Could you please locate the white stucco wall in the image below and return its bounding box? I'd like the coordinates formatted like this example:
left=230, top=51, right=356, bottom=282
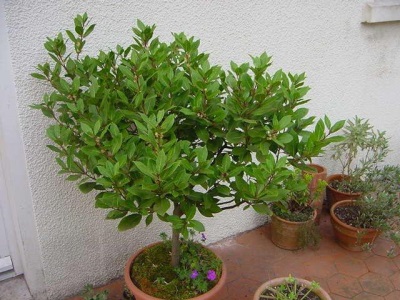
left=2, top=1, right=400, bottom=299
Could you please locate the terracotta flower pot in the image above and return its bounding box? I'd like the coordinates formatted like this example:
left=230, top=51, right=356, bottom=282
left=124, top=242, right=227, bottom=300
left=253, top=277, right=332, bottom=300
left=303, top=163, right=327, bottom=223
left=330, top=200, right=380, bottom=251
left=326, top=174, right=361, bottom=209
left=270, top=209, right=317, bottom=250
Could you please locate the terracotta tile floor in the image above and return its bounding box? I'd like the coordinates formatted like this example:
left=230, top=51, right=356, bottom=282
left=67, top=211, right=400, bottom=300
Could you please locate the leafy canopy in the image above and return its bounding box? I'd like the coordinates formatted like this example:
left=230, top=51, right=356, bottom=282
left=31, top=14, right=343, bottom=238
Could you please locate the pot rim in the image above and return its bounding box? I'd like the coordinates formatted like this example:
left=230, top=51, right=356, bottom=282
left=253, top=277, right=332, bottom=300
left=124, top=242, right=227, bottom=300
left=304, top=163, right=327, bottom=174
left=330, top=200, right=379, bottom=233
left=326, top=174, right=362, bottom=197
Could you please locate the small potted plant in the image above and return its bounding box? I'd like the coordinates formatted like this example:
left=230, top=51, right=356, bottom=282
left=327, top=116, right=389, bottom=208
left=253, top=275, right=332, bottom=300
left=270, top=171, right=326, bottom=250
left=330, top=165, right=400, bottom=251
left=31, top=14, right=343, bottom=300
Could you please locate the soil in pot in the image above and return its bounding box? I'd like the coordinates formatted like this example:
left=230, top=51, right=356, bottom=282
left=128, top=242, right=223, bottom=300
left=326, top=174, right=361, bottom=209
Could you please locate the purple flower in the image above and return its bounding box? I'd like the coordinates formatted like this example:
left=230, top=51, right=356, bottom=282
left=190, top=270, right=199, bottom=279
left=206, top=270, right=217, bottom=281
left=201, top=233, right=207, bottom=242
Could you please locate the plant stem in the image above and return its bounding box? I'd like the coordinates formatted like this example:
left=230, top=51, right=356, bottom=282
left=171, top=203, right=183, bottom=268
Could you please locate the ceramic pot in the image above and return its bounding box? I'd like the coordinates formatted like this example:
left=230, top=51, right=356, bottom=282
left=270, top=209, right=317, bottom=250
left=253, top=277, right=332, bottom=300
left=124, top=242, right=227, bottom=300
left=303, top=163, right=327, bottom=223
left=326, top=174, right=361, bottom=209
left=330, top=200, right=380, bottom=251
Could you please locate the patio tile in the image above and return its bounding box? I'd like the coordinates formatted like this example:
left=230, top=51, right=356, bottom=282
left=385, top=290, right=400, bottom=300
left=302, top=255, right=338, bottom=278
left=365, top=255, right=398, bottom=276
left=329, top=293, right=351, bottom=300
left=224, top=277, right=261, bottom=299
left=359, top=272, right=394, bottom=296
left=327, top=274, right=363, bottom=298
left=372, top=237, right=399, bottom=258
left=390, top=272, right=400, bottom=290
left=334, top=255, right=368, bottom=277
left=352, top=291, right=384, bottom=300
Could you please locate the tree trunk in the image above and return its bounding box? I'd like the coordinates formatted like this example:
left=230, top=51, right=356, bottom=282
left=171, top=204, right=182, bottom=268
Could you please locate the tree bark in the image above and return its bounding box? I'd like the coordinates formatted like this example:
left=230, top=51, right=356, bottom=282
left=171, top=203, right=183, bottom=268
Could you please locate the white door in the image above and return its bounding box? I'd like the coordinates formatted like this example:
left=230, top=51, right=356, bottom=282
left=0, top=160, right=14, bottom=280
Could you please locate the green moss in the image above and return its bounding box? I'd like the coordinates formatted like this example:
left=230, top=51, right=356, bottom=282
left=130, top=243, right=222, bottom=300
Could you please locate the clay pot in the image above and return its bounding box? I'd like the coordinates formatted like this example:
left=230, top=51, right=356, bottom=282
left=124, top=242, right=227, bottom=300
left=270, top=209, right=317, bottom=250
left=326, top=174, right=361, bottom=209
left=303, top=163, right=327, bottom=223
left=330, top=200, right=380, bottom=251
left=253, top=277, right=332, bottom=300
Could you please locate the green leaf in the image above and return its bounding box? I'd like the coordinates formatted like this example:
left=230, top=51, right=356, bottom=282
left=277, top=133, right=293, bottom=144
left=196, top=129, right=209, bottom=142
left=65, top=30, right=76, bottom=42
left=155, top=150, right=166, bottom=173
left=252, top=204, right=271, bottom=215
left=31, top=73, right=47, bottom=80
left=81, top=123, right=93, bottom=135
left=106, top=210, right=128, bottom=219
left=330, top=120, right=345, bottom=133
left=221, top=154, right=231, bottom=172
left=46, top=144, right=62, bottom=153
left=184, top=205, right=196, bottom=220
left=145, top=214, right=153, bottom=226
left=111, top=134, right=123, bottom=155
left=195, top=147, right=208, bottom=162
left=189, top=220, right=205, bottom=232
left=134, top=161, right=155, bottom=179
left=118, top=214, right=142, bottom=231
left=160, top=114, right=175, bottom=132
left=66, top=174, right=81, bottom=181
left=79, top=182, right=97, bottom=194
left=226, top=130, right=244, bottom=144
left=154, top=198, right=170, bottom=215
left=83, top=24, right=96, bottom=37
left=324, top=115, right=331, bottom=129
left=278, top=116, right=292, bottom=129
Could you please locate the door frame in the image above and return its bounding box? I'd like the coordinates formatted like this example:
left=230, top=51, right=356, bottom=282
left=0, top=1, right=47, bottom=298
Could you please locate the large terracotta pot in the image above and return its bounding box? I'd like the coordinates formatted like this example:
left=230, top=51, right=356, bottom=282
left=124, top=242, right=227, bottom=300
left=326, top=174, right=361, bottom=209
left=270, top=209, right=317, bottom=250
left=253, top=277, right=332, bottom=300
left=303, top=163, right=327, bottom=223
left=330, top=200, right=380, bottom=251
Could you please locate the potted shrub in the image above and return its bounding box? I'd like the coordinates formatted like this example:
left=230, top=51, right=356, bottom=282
left=326, top=116, right=389, bottom=208
left=330, top=165, right=400, bottom=251
left=270, top=172, right=326, bottom=250
left=31, top=14, right=343, bottom=300
left=253, top=275, right=331, bottom=300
